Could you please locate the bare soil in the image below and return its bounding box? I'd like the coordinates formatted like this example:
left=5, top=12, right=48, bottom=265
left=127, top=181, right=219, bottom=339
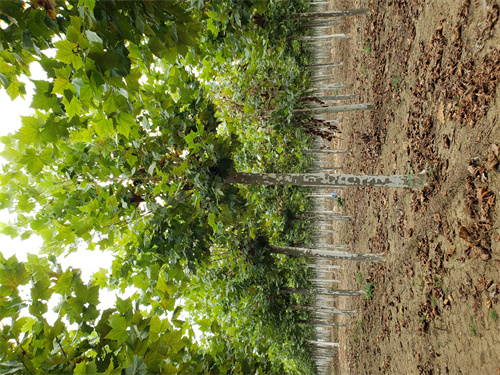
left=327, top=0, right=500, bottom=374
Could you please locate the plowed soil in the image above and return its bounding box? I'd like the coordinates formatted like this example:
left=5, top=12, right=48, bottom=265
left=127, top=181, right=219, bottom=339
left=327, top=0, right=500, bottom=374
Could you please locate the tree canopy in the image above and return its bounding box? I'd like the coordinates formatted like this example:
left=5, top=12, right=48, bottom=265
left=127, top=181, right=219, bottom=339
left=0, top=0, right=327, bottom=373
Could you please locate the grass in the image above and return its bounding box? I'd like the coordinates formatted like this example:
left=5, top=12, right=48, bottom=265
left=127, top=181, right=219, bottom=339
left=356, top=272, right=377, bottom=300
left=356, top=272, right=363, bottom=284
left=489, top=309, right=498, bottom=322
left=363, top=281, right=377, bottom=300
left=362, top=41, right=371, bottom=53
left=469, top=316, right=477, bottom=336
left=361, top=63, right=367, bottom=75
left=336, top=196, right=345, bottom=208
left=393, top=75, right=400, bottom=92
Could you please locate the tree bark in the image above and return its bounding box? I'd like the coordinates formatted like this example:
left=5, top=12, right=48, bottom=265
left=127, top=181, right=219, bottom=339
left=307, top=62, right=343, bottom=68
left=294, top=103, right=373, bottom=115
left=293, top=34, right=349, bottom=41
left=303, top=150, right=350, bottom=154
left=313, top=94, right=356, bottom=101
left=292, top=304, right=355, bottom=315
left=299, top=320, right=349, bottom=327
left=270, top=245, right=384, bottom=262
left=225, top=171, right=427, bottom=189
left=292, top=8, right=370, bottom=20
left=283, top=287, right=364, bottom=297
left=307, top=340, right=340, bottom=348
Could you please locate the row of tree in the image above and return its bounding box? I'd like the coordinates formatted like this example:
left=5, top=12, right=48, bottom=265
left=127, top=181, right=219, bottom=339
left=0, top=0, right=410, bottom=373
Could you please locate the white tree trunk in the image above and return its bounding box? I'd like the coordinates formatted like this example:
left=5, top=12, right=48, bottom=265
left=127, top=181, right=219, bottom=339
left=293, top=34, right=349, bottom=41
left=307, top=62, right=343, bottom=68
left=225, top=172, right=427, bottom=189
left=307, top=340, right=340, bottom=348
left=294, top=103, right=373, bottom=115
left=283, top=287, right=364, bottom=297
left=293, top=8, right=370, bottom=20
left=270, top=245, right=384, bottom=262
left=303, top=149, right=350, bottom=154
left=304, top=264, right=342, bottom=269
left=292, top=304, right=356, bottom=315
left=314, top=94, right=356, bottom=101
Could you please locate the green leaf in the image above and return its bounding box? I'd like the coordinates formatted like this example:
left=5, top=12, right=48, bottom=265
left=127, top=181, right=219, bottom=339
left=116, top=112, right=133, bottom=138
left=185, top=131, right=199, bottom=151
left=93, top=118, right=114, bottom=138
left=54, top=40, right=84, bottom=70
left=78, top=0, right=96, bottom=11
left=74, top=360, right=98, bottom=375
left=31, top=80, right=58, bottom=111
left=0, top=256, right=30, bottom=294
left=66, top=97, right=82, bottom=120
left=161, top=329, right=185, bottom=354
left=208, top=212, right=217, bottom=232
left=105, top=314, right=128, bottom=343
left=0, top=72, right=9, bottom=88
left=19, top=149, right=52, bottom=175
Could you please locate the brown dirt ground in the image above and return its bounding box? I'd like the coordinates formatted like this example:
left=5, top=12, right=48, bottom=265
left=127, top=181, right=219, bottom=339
left=324, top=0, right=500, bottom=374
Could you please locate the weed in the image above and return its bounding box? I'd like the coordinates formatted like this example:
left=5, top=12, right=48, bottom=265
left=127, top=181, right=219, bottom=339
left=361, top=63, right=367, bottom=75
left=363, top=281, right=377, bottom=300
left=417, top=280, right=425, bottom=292
left=356, top=319, right=364, bottom=328
left=336, top=196, right=345, bottom=208
left=419, top=313, right=427, bottom=323
left=393, top=75, right=400, bottom=92
left=353, top=334, right=358, bottom=344
left=355, top=272, right=377, bottom=299
left=489, top=309, right=498, bottom=322
left=362, top=41, right=371, bottom=53
left=432, top=276, right=442, bottom=288
left=430, top=295, right=438, bottom=307
left=469, top=316, right=477, bottom=336
left=356, top=272, right=363, bottom=284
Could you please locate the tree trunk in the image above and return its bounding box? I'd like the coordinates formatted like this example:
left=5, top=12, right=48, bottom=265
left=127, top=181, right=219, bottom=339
left=307, top=340, right=340, bottom=348
left=309, top=278, right=340, bottom=283
left=292, top=304, right=355, bottom=315
left=304, top=263, right=342, bottom=269
left=270, top=245, right=384, bottom=262
left=225, top=171, right=426, bottom=189
left=292, top=8, right=370, bottom=20
left=303, top=150, right=350, bottom=155
left=310, top=84, right=350, bottom=92
left=294, top=216, right=352, bottom=221
left=293, top=34, right=349, bottom=41
left=313, top=94, right=356, bottom=101
left=307, top=62, right=343, bottom=68
left=294, top=103, right=373, bottom=115
left=283, top=287, right=364, bottom=297
left=299, top=320, right=349, bottom=327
